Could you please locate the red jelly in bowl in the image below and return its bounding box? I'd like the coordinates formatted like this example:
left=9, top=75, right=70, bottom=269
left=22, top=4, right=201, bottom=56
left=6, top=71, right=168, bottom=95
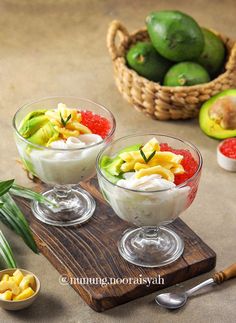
left=217, top=138, right=236, bottom=172
left=219, top=138, right=236, bottom=159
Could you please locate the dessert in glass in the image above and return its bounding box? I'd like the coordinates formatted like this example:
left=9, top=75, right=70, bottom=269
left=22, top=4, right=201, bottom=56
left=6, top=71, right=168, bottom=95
left=13, top=97, right=116, bottom=227
left=96, top=134, right=202, bottom=267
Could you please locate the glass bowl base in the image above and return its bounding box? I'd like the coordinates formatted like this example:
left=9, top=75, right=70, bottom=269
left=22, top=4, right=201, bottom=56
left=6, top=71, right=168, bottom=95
left=118, top=226, right=184, bottom=268
left=31, top=187, right=96, bottom=227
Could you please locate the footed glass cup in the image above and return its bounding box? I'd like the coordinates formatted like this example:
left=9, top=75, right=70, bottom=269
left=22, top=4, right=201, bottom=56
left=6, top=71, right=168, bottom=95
left=13, top=97, right=115, bottom=227
left=96, top=134, right=202, bottom=267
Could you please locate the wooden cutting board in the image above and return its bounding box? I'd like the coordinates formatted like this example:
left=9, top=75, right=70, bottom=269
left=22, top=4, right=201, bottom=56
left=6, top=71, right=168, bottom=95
left=16, top=177, right=216, bottom=312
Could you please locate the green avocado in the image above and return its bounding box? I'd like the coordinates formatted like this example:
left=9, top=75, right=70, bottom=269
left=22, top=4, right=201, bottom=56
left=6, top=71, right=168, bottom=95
left=104, top=158, right=124, bottom=176
left=19, top=110, right=47, bottom=137
left=199, top=89, right=236, bottom=139
left=126, top=42, right=172, bottom=82
left=163, top=62, right=210, bottom=86
left=19, top=115, right=49, bottom=138
left=100, top=144, right=141, bottom=183
left=28, top=122, right=59, bottom=146
left=197, top=28, right=225, bottom=77
left=99, top=156, right=123, bottom=184
left=146, top=11, right=204, bottom=62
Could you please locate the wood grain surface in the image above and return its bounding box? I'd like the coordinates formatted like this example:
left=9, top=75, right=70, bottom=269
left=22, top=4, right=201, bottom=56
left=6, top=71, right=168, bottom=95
left=15, top=177, right=216, bottom=312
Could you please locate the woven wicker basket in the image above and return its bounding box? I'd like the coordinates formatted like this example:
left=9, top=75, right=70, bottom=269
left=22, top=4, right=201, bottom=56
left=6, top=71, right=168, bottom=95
left=107, top=20, right=236, bottom=120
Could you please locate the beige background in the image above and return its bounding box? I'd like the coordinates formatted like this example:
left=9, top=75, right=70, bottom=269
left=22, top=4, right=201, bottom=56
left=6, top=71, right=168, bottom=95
left=0, top=0, right=236, bottom=322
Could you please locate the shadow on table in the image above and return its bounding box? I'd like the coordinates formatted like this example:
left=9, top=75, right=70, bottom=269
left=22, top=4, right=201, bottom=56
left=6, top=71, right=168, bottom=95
left=6, top=293, right=65, bottom=320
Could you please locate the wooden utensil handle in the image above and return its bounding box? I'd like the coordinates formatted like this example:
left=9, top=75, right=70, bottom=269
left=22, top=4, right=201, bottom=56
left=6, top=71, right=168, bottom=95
left=213, top=263, right=236, bottom=284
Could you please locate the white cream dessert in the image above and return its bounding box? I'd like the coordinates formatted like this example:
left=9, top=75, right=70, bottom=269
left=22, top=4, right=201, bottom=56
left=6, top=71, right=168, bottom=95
left=99, top=138, right=193, bottom=226
left=16, top=103, right=110, bottom=185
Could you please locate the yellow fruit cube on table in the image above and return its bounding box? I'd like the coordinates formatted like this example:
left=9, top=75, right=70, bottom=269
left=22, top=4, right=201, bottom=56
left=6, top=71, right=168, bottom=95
left=0, top=280, right=20, bottom=296
left=13, top=269, right=24, bottom=285
left=19, top=274, right=35, bottom=290
left=0, top=280, right=11, bottom=292
left=1, top=274, right=9, bottom=282
left=13, top=287, right=34, bottom=301
left=0, top=290, right=13, bottom=300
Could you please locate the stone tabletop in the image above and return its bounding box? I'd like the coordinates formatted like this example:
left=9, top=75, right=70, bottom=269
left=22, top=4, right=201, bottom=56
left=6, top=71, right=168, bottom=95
left=0, top=0, right=235, bottom=322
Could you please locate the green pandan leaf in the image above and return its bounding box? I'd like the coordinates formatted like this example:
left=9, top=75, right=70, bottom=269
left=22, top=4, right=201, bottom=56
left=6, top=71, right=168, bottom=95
left=10, top=184, right=56, bottom=207
left=139, top=148, right=156, bottom=163
left=0, top=179, right=15, bottom=197
left=60, top=112, right=71, bottom=127
left=0, top=193, right=38, bottom=253
left=0, top=230, right=17, bottom=268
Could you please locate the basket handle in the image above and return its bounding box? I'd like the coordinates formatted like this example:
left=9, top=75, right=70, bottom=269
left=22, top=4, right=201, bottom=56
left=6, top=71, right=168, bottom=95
left=107, top=20, right=130, bottom=60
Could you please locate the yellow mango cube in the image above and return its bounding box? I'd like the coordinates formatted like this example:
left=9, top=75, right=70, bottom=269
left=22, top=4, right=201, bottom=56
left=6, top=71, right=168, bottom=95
left=45, top=103, right=83, bottom=131
left=19, top=274, right=35, bottom=291
left=120, top=151, right=142, bottom=162
left=77, top=112, right=82, bottom=122
left=67, top=121, right=91, bottom=134
left=120, top=138, right=184, bottom=181
left=135, top=165, right=175, bottom=182
left=171, top=164, right=185, bottom=174
left=120, top=161, right=135, bottom=172
left=8, top=277, right=16, bottom=283
left=68, top=109, right=78, bottom=121
left=142, top=138, right=160, bottom=153
left=56, top=103, right=80, bottom=123
left=1, top=274, right=9, bottom=282
left=57, top=103, right=70, bottom=119
left=54, top=126, right=80, bottom=139
left=0, top=280, right=10, bottom=292
left=13, top=287, right=34, bottom=301
left=0, top=290, right=13, bottom=301
left=120, top=151, right=148, bottom=172
left=13, top=269, right=24, bottom=285
left=153, top=151, right=183, bottom=164
left=155, top=162, right=175, bottom=169
left=45, top=110, right=60, bottom=122
left=0, top=280, right=20, bottom=296
left=134, top=162, right=150, bottom=171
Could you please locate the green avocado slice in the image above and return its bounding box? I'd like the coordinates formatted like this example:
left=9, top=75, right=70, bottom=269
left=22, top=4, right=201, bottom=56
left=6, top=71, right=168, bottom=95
left=199, top=89, right=236, bottom=139
left=100, top=144, right=142, bottom=183
left=19, top=110, right=47, bottom=137
left=28, top=121, right=59, bottom=146
left=104, top=158, right=124, bottom=176
left=99, top=156, right=123, bottom=184
left=19, top=115, right=49, bottom=138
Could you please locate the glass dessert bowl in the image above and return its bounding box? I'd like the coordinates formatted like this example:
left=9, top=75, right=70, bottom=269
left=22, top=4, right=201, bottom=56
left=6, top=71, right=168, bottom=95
left=96, top=134, right=202, bottom=267
left=13, top=97, right=116, bottom=227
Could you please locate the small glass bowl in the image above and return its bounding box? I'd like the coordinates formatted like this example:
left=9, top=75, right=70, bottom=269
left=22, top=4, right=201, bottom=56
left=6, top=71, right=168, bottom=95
left=13, top=97, right=116, bottom=227
left=96, top=134, right=202, bottom=267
